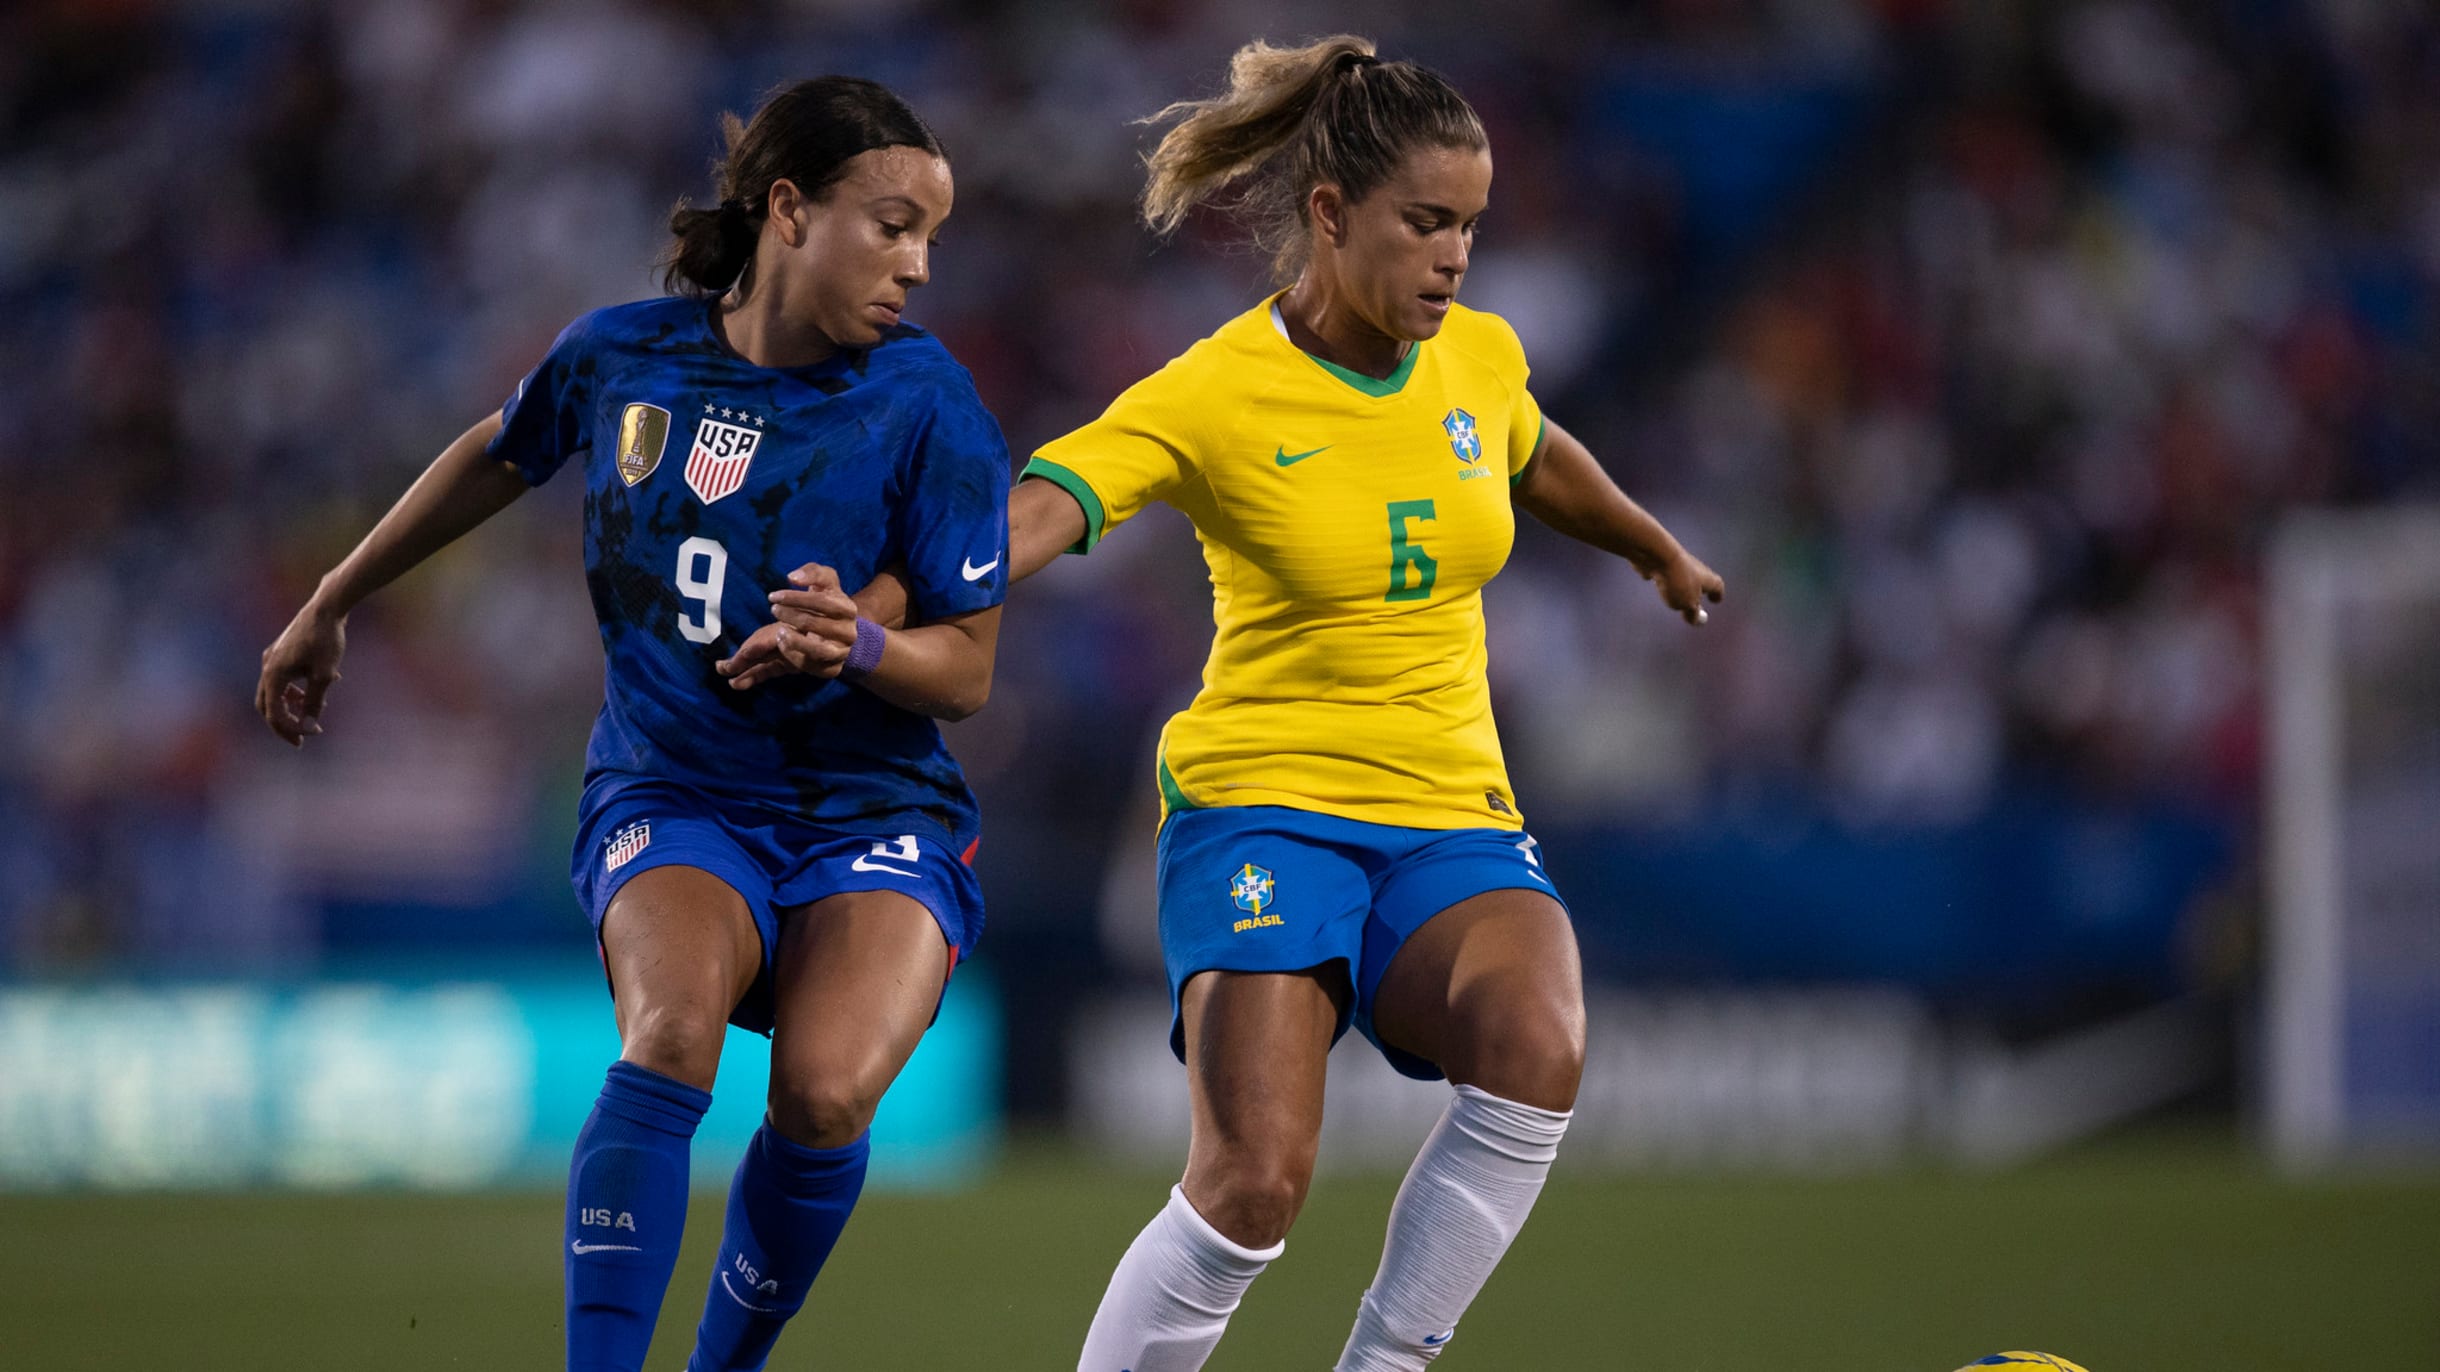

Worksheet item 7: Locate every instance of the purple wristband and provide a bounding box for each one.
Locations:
[839,616,886,682]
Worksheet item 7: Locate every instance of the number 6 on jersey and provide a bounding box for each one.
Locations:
[1386,500,1438,602]
[676,536,728,644]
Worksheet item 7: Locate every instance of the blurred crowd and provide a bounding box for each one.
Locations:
[0,0,2431,972]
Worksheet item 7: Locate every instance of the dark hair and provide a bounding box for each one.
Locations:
[1139,36,1486,282]
[662,76,946,296]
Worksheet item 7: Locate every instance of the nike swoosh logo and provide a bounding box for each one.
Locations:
[1273,444,1331,467]
[961,556,999,581]
[721,1271,784,1313]
[1423,1332,1452,1346]
[850,856,919,876]
[571,1241,641,1255]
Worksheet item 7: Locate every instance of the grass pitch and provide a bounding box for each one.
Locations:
[4,1136,2434,1370]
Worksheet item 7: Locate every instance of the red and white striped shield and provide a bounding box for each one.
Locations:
[685,416,762,504]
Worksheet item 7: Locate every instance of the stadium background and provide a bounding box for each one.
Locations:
[2,0,2435,1367]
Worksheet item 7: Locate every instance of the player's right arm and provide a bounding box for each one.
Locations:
[1008,475,1092,581]
[254,411,529,745]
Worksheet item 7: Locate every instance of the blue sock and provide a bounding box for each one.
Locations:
[566,1060,712,1372]
[685,1122,872,1371]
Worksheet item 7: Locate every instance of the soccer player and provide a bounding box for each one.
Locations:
[253,79,1010,1372]
[740,34,1726,1370]
[1039,42,1719,1365]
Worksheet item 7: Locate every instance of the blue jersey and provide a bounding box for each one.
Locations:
[488,297,1010,853]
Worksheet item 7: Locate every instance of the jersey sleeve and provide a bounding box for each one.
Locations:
[1501,327,1546,485]
[485,313,598,485]
[1021,359,1205,554]
[895,371,1014,620]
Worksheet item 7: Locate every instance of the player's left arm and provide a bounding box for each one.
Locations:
[1514,417,1725,626]
[839,476,1079,630]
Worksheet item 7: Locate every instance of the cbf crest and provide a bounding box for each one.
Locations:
[686,405,766,505]
[1229,863,1275,915]
[1443,408,1484,466]
[616,403,670,486]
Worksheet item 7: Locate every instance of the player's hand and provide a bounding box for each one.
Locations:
[717,621,796,690]
[1649,548,1725,626]
[769,561,861,677]
[719,562,861,687]
[256,604,346,746]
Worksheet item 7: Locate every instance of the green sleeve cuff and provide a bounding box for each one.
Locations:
[1020,457,1107,554]
[1510,414,1547,487]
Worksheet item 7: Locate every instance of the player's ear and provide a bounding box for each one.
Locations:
[767,178,811,248]
[1308,183,1348,247]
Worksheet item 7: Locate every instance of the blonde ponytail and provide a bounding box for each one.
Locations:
[1140,36,1376,236]
[1138,37,1481,282]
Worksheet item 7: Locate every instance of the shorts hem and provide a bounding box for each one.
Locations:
[794,880,976,963]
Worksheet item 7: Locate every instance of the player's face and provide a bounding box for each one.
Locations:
[780,145,953,349]
[1334,143,1491,343]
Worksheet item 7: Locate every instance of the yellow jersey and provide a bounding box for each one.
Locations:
[1026,294,1545,831]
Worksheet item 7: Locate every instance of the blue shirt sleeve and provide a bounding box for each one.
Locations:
[894,368,1013,621]
[485,313,597,485]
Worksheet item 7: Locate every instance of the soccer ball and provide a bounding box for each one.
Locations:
[1954,1355,2090,1372]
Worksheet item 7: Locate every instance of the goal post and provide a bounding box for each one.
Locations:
[2265,506,2440,1168]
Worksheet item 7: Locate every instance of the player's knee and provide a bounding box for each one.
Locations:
[618,1003,727,1087]
[766,1069,883,1150]
[1188,1150,1313,1249]
[1453,992,1585,1112]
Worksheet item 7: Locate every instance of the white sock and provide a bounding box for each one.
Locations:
[1334,1084,1572,1371]
[1077,1183,1283,1372]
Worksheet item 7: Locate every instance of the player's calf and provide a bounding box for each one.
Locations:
[686,1122,870,1372]
[566,1060,713,1372]
[1334,1085,1572,1372]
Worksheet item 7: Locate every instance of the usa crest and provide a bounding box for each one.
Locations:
[686,407,765,504]
[616,403,670,486]
[604,821,651,874]
[1443,408,1483,465]
[1228,863,1275,916]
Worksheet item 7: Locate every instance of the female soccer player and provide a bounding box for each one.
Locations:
[253,79,1010,1372]
[1040,42,1720,1366]
[740,34,1724,1370]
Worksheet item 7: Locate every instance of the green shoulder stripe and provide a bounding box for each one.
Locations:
[1020,458,1106,554]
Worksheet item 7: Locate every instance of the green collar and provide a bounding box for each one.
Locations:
[1272,299,1421,397]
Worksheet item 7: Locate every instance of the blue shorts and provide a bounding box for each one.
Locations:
[570,773,985,1035]
[1155,804,1567,1080]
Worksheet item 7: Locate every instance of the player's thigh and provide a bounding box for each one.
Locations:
[764,887,954,1146]
[1177,966,1345,1245]
[601,864,763,1088]
[1369,886,1586,1111]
